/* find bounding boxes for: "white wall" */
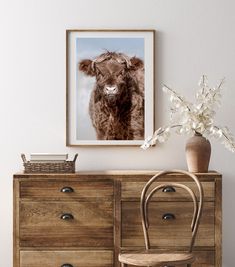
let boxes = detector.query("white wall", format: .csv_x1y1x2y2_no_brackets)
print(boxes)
0,0,234,265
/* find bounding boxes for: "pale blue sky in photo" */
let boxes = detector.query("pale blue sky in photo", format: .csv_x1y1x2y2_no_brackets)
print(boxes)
76,37,144,63
75,37,144,140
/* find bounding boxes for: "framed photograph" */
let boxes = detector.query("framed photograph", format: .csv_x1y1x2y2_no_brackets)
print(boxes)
66,29,155,146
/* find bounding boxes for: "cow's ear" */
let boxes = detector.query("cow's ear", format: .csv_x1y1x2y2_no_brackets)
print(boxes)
79,59,96,76
130,57,144,70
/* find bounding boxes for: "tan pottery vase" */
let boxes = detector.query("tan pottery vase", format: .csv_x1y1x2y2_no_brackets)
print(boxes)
185,132,211,173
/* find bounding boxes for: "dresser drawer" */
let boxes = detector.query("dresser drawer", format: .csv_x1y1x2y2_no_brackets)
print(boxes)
121,181,214,201
121,201,214,247
20,179,113,200
120,250,214,267
19,201,113,247
20,250,113,267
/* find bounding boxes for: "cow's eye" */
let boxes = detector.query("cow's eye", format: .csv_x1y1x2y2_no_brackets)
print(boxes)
96,69,104,78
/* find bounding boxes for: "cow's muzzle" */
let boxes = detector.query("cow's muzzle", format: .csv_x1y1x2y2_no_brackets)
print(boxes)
105,86,118,95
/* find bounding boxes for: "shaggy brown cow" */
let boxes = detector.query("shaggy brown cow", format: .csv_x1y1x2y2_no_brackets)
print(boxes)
79,51,144,140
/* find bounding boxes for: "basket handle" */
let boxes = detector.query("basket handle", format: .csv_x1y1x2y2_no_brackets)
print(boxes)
73,154,78,163
21,154,27,163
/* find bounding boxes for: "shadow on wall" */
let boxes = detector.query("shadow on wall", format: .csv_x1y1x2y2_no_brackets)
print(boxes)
154,30,165,130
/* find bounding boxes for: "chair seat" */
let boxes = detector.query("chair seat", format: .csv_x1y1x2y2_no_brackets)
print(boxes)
119,251,195,266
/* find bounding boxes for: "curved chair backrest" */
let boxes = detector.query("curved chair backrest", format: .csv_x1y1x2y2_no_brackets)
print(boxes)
140,170,204,252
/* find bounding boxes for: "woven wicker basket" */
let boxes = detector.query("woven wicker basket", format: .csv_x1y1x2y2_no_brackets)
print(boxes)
21,154,78,173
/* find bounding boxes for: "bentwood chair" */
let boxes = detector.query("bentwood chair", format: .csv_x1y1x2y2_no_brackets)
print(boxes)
119,170,204,267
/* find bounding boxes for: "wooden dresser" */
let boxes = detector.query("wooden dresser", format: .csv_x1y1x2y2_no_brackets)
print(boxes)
13,171,222,267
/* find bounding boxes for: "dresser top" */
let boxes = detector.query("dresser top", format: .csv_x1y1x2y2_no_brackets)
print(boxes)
14,170,222,179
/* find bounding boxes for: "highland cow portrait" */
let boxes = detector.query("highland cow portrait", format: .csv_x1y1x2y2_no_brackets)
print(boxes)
66,30,154,146
79,51,145,140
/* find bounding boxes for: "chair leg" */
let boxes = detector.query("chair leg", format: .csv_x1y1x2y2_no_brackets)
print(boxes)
187,264,191,267
121,263,127,267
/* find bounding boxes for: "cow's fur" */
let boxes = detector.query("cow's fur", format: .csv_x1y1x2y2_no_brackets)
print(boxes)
79,51,144,140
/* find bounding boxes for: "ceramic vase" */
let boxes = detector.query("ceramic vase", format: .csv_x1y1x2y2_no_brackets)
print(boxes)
185,132,211,173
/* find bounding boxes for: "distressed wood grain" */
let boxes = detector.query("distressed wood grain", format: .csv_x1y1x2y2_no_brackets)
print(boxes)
13,171,221,267
20,250,113,267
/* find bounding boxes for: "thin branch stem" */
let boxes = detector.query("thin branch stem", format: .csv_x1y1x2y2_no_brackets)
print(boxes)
153,124,182,138
163,84,191,111
201,75,207,95
213,125,235,149
217,78,225,91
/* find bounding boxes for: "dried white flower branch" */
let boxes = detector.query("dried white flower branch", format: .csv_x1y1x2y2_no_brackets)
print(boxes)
141,75,235,152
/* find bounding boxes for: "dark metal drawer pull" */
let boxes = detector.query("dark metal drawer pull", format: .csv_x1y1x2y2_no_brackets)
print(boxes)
162,213,175,220
60,186,74,193
162,186,175,193
60,213,74,220
61,264,73,267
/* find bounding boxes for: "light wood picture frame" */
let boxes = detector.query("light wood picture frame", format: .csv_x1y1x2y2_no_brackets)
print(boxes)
66,29,155,146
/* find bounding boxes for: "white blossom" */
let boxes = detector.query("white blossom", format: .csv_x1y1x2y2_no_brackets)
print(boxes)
142,76,235,153
141,136,153,150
